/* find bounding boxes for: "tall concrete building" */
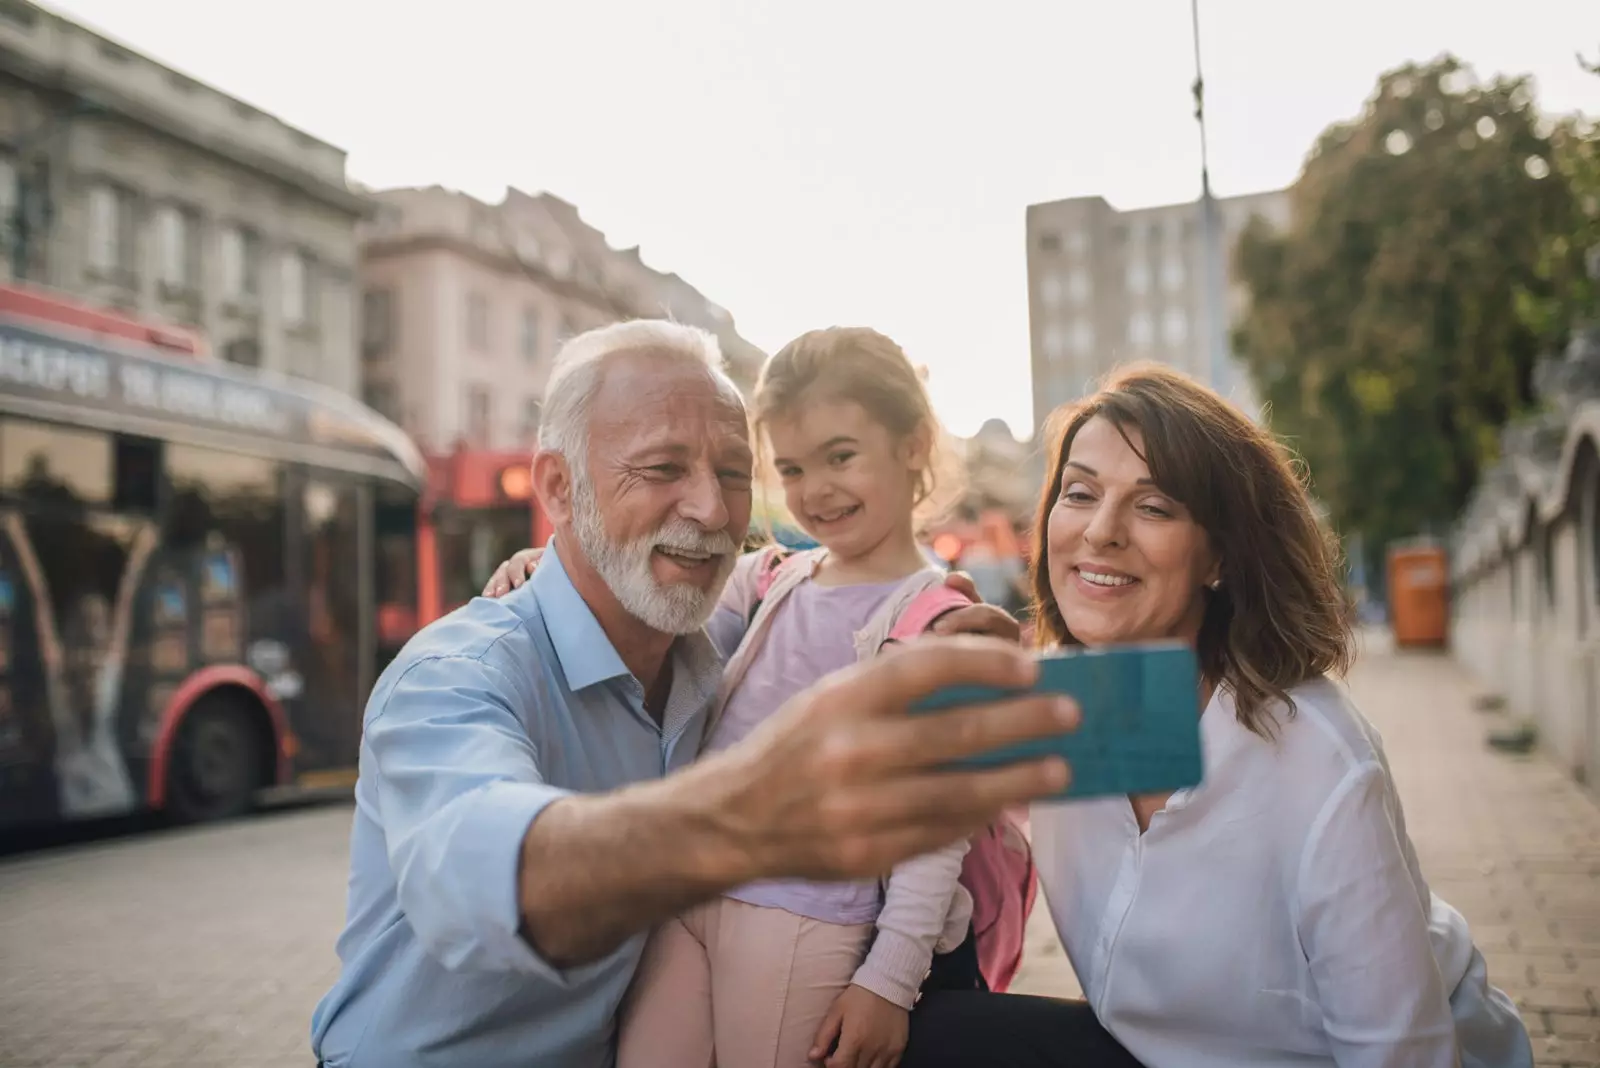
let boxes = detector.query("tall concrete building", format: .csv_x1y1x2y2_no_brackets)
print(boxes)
0,0,368,396
358,185,764,453
1024,189,1291,436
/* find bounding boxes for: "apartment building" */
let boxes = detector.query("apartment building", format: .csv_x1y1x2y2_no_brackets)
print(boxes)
1024,189,1291,435
358,185,764,453
0,0,367,395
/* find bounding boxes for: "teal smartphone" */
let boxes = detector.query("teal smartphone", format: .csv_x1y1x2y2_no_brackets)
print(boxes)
910,642,1204,801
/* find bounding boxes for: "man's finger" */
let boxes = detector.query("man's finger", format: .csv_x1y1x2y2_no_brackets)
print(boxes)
942,570,981,603
932,605,1019,639
841,691,1077,778
828,637,1039,717
824,759,1069,838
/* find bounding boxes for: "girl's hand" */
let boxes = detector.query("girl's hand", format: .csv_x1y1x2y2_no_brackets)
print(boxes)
809,984,909,1068
482,548,543,597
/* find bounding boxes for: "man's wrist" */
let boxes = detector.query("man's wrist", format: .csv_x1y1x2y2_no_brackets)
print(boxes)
659,754,766,890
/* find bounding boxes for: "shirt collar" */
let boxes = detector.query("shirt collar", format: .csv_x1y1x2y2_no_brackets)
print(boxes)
526,542,723,699
527,543,632,691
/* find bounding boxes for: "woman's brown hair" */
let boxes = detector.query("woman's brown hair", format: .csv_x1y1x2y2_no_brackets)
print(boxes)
751,327,965,529
1029,363,1352,736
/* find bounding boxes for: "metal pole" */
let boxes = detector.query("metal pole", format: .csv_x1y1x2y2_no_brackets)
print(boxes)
1190,0,1231,402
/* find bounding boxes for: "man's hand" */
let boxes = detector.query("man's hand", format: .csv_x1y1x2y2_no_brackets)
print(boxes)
516,636,1075,966
810,985,908,1068
932,571,1022,643
688,635,1074,883
483,548,542,597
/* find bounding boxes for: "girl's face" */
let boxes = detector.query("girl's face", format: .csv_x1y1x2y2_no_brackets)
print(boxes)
1046,416,1218,647
765,397,927,561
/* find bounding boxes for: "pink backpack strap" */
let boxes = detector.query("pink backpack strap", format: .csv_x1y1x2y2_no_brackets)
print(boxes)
886,584,974,644
752,545,795,603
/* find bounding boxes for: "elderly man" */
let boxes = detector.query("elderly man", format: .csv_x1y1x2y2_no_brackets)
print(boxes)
310,321,1077,1068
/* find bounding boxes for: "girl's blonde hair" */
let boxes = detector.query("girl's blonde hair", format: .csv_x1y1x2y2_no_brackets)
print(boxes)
751,327,965,531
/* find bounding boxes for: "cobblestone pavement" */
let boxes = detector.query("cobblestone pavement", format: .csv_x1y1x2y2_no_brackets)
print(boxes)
1,632,1597,1067
1013,631,1600,1068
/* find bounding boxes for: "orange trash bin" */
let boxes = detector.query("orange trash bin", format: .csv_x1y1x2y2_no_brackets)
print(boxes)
1387,541,1449,648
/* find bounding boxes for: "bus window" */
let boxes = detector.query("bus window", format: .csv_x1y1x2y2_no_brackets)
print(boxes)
374,482,418,676
295,477,362,770
0,420,112,505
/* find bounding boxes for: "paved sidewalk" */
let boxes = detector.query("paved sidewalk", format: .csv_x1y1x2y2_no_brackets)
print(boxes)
1011,631,1600,1067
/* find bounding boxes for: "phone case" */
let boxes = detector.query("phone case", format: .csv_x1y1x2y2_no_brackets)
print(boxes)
910,642,1204,801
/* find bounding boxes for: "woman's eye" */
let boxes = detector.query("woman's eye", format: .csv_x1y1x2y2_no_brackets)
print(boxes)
1139,501,1174,518
1061,482,1094,503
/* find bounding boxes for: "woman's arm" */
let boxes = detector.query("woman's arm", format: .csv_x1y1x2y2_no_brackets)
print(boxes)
1296,762,1458,1068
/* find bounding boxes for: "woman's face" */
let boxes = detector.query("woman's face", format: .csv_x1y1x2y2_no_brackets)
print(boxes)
1046,416,1219,647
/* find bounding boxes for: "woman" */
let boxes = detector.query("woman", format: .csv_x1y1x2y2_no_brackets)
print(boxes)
904,364,1530,1068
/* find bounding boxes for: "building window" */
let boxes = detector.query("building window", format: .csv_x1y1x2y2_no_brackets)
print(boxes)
1041,324,1065,361
1128,311,1153,348
1066,230,1089,256
520,307,540,363
1162,308,1189,346
1069,320,1095,356
87,183,136,276
1039,275,1062,307
0,156,16,239
363,289,394,354
1161,254,1186,292
364,382,399,421
467,291,489,350
221,225,260,300
1125,261,1150,295
281,249,312,328
1066,269,1091,304
519,398,541,444
155,203,199,291
465,385,492,446
1038,231,1060,253
222,337,260,368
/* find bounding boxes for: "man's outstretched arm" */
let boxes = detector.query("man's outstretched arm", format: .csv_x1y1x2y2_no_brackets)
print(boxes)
516,637,1076,967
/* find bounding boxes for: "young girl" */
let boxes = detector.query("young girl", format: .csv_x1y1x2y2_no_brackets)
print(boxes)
491,327,979,1068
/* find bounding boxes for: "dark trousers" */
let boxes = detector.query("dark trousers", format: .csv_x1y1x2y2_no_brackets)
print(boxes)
902,990,1146,1068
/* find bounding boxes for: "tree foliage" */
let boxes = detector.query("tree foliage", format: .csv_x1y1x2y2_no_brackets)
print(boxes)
1234,55,1588,559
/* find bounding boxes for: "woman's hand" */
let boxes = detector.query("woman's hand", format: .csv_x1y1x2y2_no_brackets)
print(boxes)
482,548,543,597
809,984,909,1068
932,571,1023,644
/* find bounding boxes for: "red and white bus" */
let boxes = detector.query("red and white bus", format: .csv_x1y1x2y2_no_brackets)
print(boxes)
0,283,425,829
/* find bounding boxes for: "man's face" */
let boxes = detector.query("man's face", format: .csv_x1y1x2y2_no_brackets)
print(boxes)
568,351,753,634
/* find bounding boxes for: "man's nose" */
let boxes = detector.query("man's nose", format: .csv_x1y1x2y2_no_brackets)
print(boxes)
678,467,730,532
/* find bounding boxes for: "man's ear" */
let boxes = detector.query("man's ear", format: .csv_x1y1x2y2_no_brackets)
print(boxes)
533,451,574,526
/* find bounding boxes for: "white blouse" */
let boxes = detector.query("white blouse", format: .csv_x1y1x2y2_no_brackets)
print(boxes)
1032,677,1532,1068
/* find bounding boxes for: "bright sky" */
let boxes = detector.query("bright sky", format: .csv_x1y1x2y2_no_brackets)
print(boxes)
49,0,1600,438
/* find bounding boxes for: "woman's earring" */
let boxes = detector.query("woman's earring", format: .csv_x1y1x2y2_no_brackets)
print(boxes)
1208,579,1222,591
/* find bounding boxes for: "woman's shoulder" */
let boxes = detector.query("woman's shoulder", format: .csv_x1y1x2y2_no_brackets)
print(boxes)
1250,676,1392,790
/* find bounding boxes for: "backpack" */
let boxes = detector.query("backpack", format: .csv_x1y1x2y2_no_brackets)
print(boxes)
748,547,1039,993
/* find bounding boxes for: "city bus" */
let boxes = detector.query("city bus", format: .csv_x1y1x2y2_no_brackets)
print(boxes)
0,283,425,830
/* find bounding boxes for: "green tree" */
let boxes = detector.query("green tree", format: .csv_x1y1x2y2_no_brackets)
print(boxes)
1235,55,1583,563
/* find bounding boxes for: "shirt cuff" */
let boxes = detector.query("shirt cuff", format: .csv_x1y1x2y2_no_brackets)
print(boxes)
458,779,594,982
852,928,932,1011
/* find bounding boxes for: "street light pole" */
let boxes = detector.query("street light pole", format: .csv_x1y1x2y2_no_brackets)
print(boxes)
1190,0,1232,401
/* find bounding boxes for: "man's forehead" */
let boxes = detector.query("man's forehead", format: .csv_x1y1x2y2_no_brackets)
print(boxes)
589,358,750,454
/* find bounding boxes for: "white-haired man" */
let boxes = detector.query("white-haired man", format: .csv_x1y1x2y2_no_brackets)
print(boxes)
310,321,1078,1068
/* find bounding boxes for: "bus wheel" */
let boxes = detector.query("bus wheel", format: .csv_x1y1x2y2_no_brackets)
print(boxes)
166,697,264,824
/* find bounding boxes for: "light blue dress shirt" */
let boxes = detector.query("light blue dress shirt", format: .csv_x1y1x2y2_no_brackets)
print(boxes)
310,545,723,1068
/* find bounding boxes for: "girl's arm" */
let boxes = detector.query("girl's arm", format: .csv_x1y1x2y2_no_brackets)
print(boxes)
1296,762,1458,1068
850,837,972,1010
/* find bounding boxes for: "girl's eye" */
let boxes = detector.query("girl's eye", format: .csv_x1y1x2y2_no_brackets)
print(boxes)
776,465,801,480
828,451,856,466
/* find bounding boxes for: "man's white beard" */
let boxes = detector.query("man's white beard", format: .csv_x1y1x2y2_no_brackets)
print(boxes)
570,470,738,635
